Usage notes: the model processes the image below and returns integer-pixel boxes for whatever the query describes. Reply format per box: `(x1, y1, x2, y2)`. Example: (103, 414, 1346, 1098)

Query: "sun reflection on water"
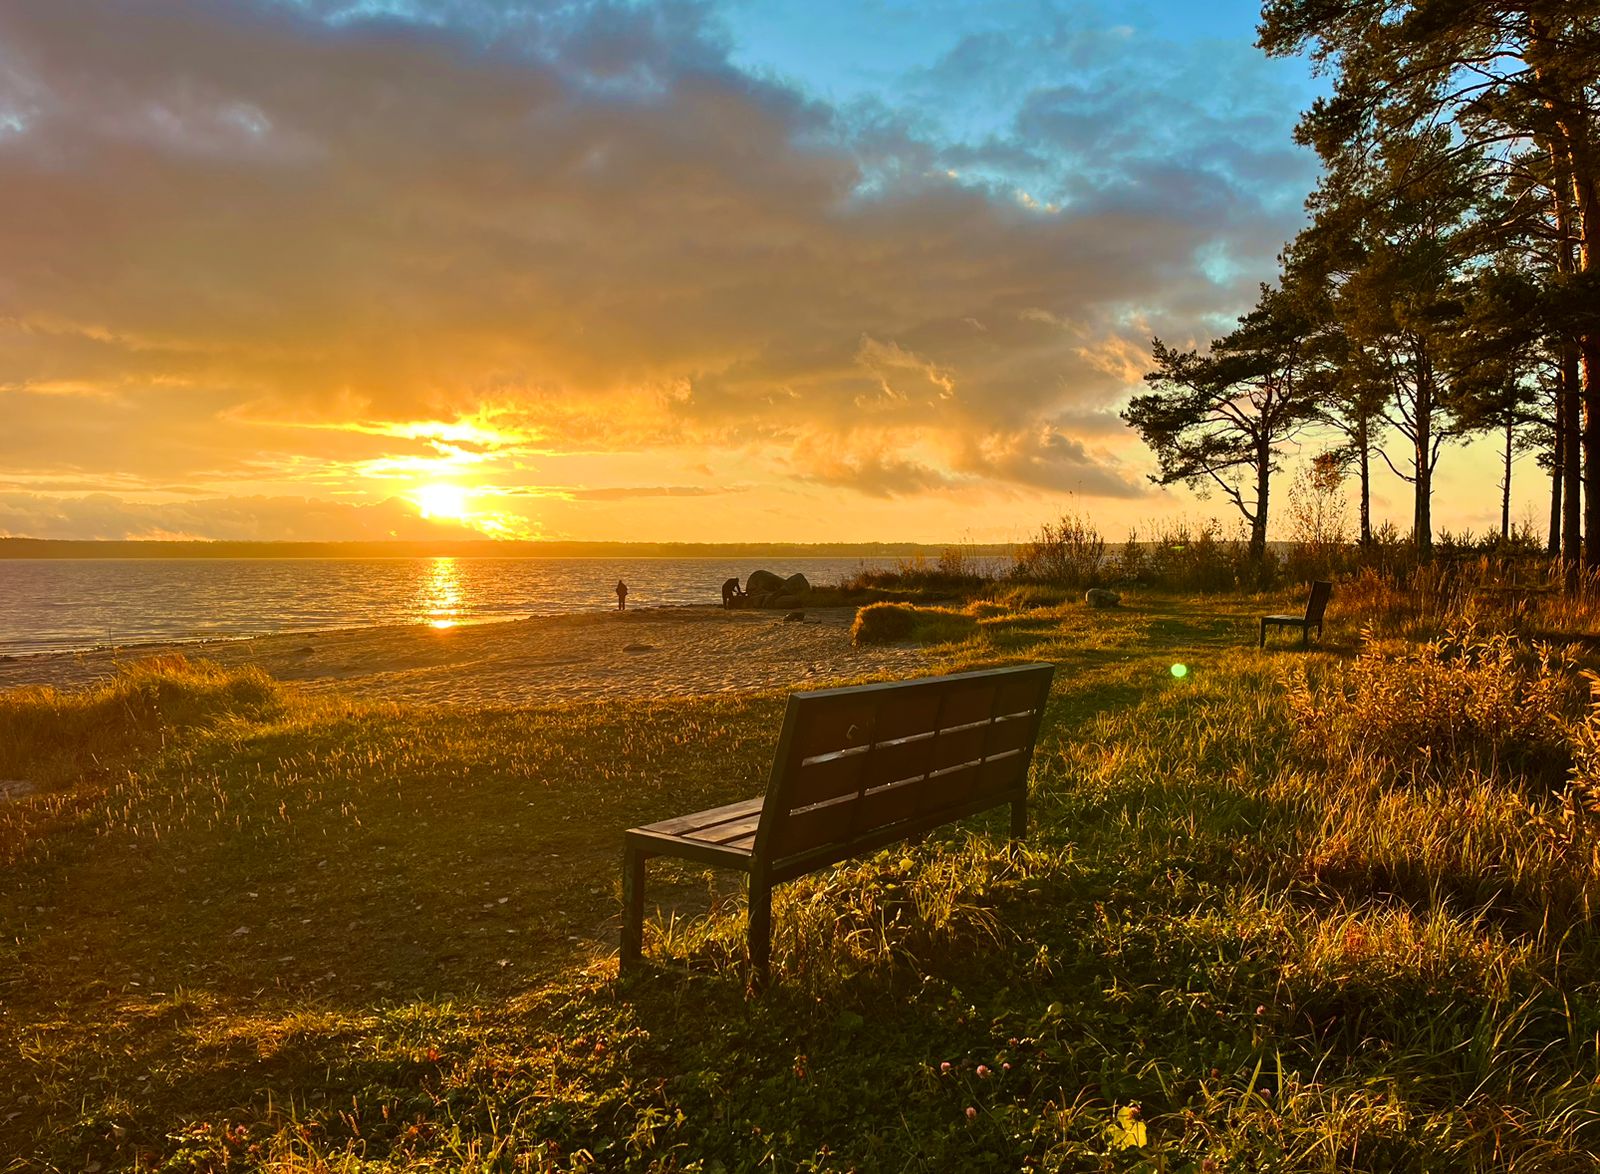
(421, 557, 463, 630)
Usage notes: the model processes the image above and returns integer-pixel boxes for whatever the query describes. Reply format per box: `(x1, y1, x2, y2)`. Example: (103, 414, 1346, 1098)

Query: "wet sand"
(0, 607, 927, 706)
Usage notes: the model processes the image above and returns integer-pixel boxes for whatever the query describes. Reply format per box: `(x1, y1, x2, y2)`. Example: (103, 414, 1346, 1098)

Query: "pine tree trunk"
(1357, 414, 1372, 546)
(1502, 418, 1513, 540)
(1550, 388, 1563, 554)
(1251, 440, 1271, 571)
(1579, 303, 1599, 572)
(1563, 340, 1583, 570)
(1559, 106, 1600, 568)
(1414, 363, 1433, 562)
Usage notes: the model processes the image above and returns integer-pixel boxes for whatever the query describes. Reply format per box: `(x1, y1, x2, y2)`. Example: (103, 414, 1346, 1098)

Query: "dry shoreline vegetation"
(6, 573, 1600, 1170)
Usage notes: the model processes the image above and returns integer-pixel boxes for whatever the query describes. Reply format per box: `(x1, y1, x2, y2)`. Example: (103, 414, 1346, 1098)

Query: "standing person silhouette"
(615, 579, 628, 611)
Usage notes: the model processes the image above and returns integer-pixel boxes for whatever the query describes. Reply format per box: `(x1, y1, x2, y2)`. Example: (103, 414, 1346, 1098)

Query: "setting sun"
(414, 483, 472, 521)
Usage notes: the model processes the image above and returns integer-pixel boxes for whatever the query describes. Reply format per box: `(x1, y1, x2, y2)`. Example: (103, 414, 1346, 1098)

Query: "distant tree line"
(1123, 0, 1600, 573)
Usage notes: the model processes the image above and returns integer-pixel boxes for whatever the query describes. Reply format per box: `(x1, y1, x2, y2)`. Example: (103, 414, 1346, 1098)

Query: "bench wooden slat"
(986, 713, 1037, 755)
(637, 795, 765, 837)
(792, 697, 878, 760)
(858, 732, 936, 789)
(873, 690, 946, 741)
(789, 747, 871, 807)
(763, 788, 1033, 884)
(858, 776, 926, 829)
(931, 722, 988, 770)
(624, 826, 756, 869)
(995, 673, 1049, 716)
(770, 795, 860, 858)
(937, 680, 1000, 728)
(696, 811, 764, 846)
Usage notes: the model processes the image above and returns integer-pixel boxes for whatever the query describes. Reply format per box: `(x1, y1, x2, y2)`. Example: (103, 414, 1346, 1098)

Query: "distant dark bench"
(1259, 579, 1332, 648)
(621, 663, 1056, 978)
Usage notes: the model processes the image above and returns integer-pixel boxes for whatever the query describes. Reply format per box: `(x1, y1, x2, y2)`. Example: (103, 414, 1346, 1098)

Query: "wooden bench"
(620, 663, 1056, 978)
(1259, 580, 1332, 648)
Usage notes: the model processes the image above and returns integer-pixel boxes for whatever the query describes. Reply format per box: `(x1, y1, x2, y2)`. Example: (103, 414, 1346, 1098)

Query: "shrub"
(1011, 512, 1107, 588)
(1129, 519, 1257, 592)
(1287, 627, 1581, 788)
(840, 547, 996, 596)
(1282, 455, 1357, 584)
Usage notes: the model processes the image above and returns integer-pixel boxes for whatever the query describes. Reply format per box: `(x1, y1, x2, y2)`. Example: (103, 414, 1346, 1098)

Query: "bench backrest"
(754, 663, 1055, 874)
(1305, 580, 1333, 624)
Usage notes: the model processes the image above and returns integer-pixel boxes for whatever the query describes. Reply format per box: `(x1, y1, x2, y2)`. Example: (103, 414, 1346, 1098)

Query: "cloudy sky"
(0, 0, 1541, 543)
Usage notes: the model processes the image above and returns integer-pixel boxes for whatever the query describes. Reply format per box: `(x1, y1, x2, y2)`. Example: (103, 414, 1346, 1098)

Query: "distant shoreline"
(0, 537, 1012, 560)
(0, 602, 705, 661)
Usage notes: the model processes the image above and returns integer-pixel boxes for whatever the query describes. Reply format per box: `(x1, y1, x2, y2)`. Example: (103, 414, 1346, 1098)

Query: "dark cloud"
(0, 0, 1317, 537)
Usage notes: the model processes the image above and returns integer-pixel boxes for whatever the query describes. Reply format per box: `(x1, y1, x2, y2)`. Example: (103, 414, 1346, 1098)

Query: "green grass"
(5, 591, 1600, 1171)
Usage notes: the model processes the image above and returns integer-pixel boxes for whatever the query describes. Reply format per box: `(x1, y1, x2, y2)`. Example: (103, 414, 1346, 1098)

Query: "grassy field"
(5, 586, 1600, 1171)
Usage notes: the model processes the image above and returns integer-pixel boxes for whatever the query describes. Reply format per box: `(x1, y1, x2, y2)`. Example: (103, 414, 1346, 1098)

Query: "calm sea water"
(0, 557, 894, 656)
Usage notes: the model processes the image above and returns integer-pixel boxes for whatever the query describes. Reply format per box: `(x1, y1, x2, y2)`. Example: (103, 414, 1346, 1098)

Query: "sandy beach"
(0, 606, 927, 706)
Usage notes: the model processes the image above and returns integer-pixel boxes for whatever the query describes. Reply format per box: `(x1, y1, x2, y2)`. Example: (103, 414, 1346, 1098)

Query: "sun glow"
(414, 482, 472, 521)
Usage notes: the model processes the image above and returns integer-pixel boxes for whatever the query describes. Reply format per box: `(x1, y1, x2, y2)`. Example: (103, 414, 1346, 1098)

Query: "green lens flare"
(1170, 663, 1189, 679)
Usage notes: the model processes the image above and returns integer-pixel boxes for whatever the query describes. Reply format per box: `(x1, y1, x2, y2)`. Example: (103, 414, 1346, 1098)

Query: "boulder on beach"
(746, 569, 785, 597)
(742, 570, 811, 607)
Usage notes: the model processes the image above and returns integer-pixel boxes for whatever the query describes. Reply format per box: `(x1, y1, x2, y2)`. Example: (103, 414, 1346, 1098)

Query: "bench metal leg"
(621, 844, 647, 973)
(1008, 795, 1027, 862)
(1259, 618, 1267, 648)
(748, 871, 773, 984)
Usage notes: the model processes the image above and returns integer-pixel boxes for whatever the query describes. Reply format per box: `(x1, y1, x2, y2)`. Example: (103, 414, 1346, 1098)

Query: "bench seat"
(627, 796, 765, 865)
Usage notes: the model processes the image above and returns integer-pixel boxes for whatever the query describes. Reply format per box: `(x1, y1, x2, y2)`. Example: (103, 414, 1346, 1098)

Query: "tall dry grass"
(0, 654, 281, 788)
(1287, 627, 1582, 787)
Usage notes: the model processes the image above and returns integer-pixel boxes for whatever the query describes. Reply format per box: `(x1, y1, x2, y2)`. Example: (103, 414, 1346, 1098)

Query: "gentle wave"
(0, 556, 891, 656)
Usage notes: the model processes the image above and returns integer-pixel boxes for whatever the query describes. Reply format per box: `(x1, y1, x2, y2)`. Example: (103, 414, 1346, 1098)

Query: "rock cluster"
(734, 569, 811, 609)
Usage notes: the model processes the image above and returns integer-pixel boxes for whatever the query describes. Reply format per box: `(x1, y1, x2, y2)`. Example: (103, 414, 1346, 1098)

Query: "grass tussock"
(0, 654, 281, 788)
(850, 601, 977, 646)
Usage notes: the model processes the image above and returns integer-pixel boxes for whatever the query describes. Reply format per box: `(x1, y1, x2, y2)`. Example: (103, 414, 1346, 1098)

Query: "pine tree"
(1123, 286, 1320, 566)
